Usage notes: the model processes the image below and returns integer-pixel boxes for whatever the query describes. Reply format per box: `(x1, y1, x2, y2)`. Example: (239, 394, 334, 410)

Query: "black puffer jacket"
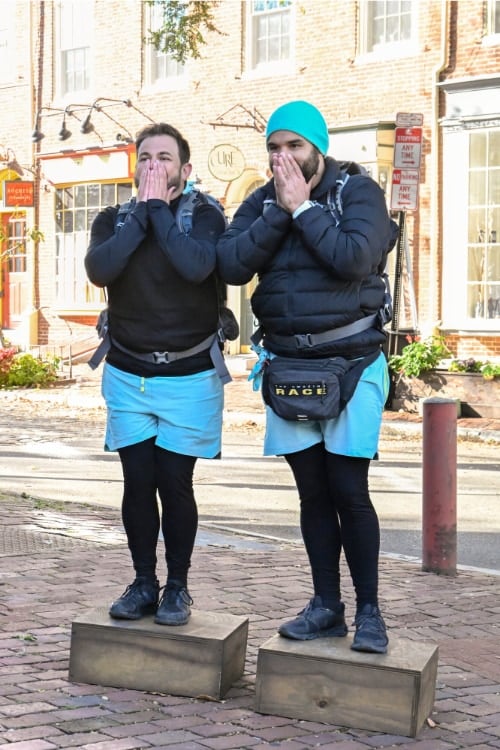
(217, 157, 398, 358)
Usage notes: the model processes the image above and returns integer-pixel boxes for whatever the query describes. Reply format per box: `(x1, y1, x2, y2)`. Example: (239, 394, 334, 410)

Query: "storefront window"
(55, 182, 132, 306)
(467, 130, 500, 320)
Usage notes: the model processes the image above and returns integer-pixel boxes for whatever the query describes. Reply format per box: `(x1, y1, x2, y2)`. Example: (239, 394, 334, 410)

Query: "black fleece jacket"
(85, 194, 226, 376)
(216, 157, 398, 359)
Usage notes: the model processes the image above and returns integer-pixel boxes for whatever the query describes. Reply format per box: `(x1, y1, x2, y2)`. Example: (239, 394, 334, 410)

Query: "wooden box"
(255, 634, 438, 737)
(69, 606, 248, 699)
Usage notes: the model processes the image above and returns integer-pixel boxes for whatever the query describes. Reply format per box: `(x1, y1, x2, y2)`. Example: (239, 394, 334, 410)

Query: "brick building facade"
(0, 0, 499, 360)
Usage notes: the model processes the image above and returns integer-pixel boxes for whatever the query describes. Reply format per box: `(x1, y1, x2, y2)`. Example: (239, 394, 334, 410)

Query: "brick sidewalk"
(1, 493, 500, 749)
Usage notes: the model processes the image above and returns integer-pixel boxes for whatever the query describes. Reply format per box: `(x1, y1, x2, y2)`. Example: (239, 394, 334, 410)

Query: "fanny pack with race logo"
(261, 350, 380, 421)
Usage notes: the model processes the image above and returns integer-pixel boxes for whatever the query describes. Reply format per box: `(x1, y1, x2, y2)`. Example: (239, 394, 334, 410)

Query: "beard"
(269, 149, 321, 185)
(134, 166, 183, 192)
(300, 149, 321, 183)
(166, 169, 183, 192)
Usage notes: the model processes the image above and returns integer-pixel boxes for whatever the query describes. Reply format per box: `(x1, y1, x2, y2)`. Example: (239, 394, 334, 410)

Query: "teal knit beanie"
(266, 100, 329, 155)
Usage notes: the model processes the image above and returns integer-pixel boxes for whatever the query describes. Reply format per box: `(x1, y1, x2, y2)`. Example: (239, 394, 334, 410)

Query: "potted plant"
(388, 335, 500, 418)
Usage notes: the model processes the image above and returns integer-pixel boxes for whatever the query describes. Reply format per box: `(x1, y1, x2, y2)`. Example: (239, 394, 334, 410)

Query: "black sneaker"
(278, 596, 348, 641)
(351, 603, 388, 654)
(109, 576, 159, 620)
(154, 582, 193, 626)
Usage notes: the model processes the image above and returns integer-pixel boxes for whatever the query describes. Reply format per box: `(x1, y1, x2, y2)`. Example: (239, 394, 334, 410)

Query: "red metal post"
(422, 397, 457, 575)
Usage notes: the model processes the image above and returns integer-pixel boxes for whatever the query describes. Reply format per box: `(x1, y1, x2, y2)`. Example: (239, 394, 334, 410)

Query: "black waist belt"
(111, 334, 232, 385)
(111, 333, 216, 364)
(262, 313, 377, 350)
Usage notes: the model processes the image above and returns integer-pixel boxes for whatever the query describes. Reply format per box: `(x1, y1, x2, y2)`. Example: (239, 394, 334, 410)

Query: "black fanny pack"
(262, 350, 380, 421)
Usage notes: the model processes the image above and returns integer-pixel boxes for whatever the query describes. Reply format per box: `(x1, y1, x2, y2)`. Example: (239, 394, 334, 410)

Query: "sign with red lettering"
(391, 115, 424, 211)
(393, 127, 423, 170)
(4, 180, 34, 207)
(390, 168, 420, 211)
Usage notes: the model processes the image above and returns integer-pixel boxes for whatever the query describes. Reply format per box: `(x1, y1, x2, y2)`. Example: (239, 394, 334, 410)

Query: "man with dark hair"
(217, 101, 398, 654)
(85, 122, 227, 626)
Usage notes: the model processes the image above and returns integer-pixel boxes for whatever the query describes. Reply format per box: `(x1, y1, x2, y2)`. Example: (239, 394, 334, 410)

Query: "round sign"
(208, 144, 245, 182)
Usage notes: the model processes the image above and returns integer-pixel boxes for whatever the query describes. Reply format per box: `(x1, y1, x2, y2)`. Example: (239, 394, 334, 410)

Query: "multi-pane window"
(361, 0, 413, 54)
(247, 0, 293, 72)
(467, 130, 500, 321)
(55, 182, 132, 306)
(59, 0, 91, 95)
(488, 0, 500, 34)
(7, 218, 27, 273)
(153, 50, 185, 80)
(146, 0, 185, 85)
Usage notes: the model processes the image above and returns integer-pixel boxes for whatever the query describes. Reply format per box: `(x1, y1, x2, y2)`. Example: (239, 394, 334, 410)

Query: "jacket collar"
(310, 157, 343, 200)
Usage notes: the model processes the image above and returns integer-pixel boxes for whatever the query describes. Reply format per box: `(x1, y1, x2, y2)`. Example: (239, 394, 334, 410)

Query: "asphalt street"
(1, 387, 499, 572)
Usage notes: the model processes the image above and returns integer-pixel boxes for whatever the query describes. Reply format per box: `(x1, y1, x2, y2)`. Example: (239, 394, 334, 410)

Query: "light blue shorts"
(263, 352, 389, 458)
(101, 363, 224, 457)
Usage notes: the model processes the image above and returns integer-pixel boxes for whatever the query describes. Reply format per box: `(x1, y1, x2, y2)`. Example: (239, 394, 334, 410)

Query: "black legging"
(284, 442, 380, 609)
(117, 437, 197, 586)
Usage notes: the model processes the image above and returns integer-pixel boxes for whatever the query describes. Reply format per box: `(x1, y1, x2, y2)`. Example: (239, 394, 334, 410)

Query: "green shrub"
(388, 335, 451, 378)
(479, 362, 500, 380)
(447, 358, 500, 379)
(389, 336, 500, 380)
(0, 352, 60, 388)
(448, 358, 482, 373)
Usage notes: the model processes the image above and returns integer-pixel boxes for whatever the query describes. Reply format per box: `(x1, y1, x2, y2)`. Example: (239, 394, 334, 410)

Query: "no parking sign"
(391, 113, 423, 212)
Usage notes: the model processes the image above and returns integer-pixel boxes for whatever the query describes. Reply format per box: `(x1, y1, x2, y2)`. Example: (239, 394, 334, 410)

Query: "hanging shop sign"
(208, 144, 245, 181)
(40, 145, 134, 183)
(3, 181, 34, 207)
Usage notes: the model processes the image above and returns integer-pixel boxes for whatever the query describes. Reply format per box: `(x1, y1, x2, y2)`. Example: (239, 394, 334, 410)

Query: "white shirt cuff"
(292, 200, 314, 220)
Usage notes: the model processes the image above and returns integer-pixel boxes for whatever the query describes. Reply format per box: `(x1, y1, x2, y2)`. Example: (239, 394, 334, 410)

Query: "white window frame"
(143, 0, 188, 91)
(358, 0, 418, 61)
(56, 0, 92, 99)
(244, 0, 295, 78)
(442, 126, 500, 332)
(483, 0, 500, 45)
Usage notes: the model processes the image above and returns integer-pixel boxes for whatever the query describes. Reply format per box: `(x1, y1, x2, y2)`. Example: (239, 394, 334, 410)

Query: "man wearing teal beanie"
(265, 100, 330, 156)
(217, 101, 398, 654)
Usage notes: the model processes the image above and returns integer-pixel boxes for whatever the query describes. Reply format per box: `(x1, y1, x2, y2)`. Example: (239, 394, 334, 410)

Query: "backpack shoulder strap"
(176, 190, 199, 234)
(326, 162, 373, 222)
(115, 198, 136, 229)
(176, 189, 228, 235)
(326, 171, 350, 225)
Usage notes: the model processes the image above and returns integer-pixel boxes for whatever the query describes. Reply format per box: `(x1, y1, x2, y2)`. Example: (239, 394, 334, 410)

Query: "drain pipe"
(429, 0, 450, 326)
